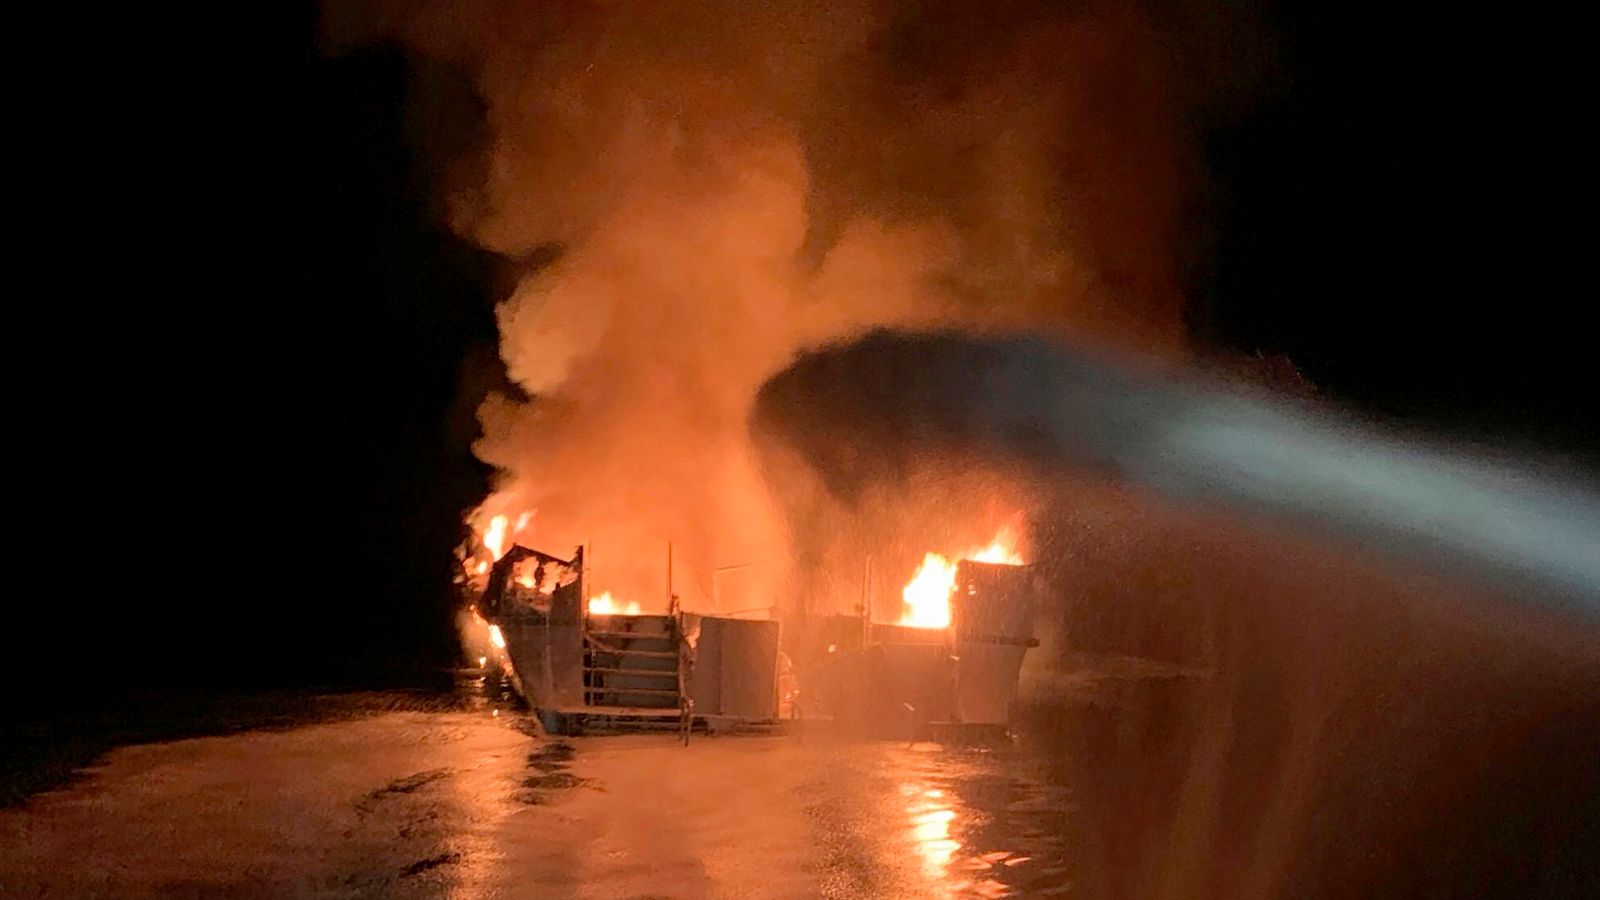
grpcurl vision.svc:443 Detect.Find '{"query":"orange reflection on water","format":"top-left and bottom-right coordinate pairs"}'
top-left (905, 785), bottom-right (962, 877)
top-left (900, 775), bottom-right (1022, 898)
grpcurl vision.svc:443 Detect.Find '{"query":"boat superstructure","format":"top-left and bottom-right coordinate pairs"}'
top-left (480, 545), bottom-right (781, 738)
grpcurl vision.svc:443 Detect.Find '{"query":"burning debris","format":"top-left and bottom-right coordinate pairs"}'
top-left (460, 514), bottom-right (642, 617)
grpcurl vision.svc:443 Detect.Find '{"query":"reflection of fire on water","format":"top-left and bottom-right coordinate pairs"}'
top-left (901, 771), bottom-right (1033, 898)
top-left (898, 526), bottom-right (1026, 629)
top-left (905, 784), bottom-right (962, 875)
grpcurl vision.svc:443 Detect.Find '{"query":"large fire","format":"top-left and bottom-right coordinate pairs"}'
top-left (898, 527), bottom-right (1025, 629)
top-left (466, 512), bottom-right (642, 616)
top-left (470, 511), bottom-right (1023, 626)
top-left (901, 553), bottom-right (963, 629)
top-left (474, 512), bottom-right (534, 565)
top-left (482, 514), bottom-right (509, 561)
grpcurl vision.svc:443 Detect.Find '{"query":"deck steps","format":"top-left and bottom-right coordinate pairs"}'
top-left (585, 647), bottom-right (677, 660)
top-left (580, 613), bottom-right (692, 739)
top-left (585, 687), bottom-right (679, 697)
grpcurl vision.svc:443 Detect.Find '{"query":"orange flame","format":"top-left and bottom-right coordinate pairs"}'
top-left (464, 510), bottom-right (537, 583)
top-left (482, 514), bottom-right (510, 561)
top-left (898, 525), bottom-right (1025, 629)
top-left (901, 553), bottom-right (961, 629)
top-left (969, 521), bottom-right (1026, 565)
top-left (487, 624), bottom-right (506, 649)
top-left (588, 591), bottom-right (643, 616)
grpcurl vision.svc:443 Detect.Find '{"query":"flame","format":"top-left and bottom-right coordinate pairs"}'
top-left (463, 509), bottom-right (536, 582)
top-left (898, 526), bottom-right (1025, 629)
top-left (588, 591), bottom-right (642, 616)
top-left (901, 553), bottom-right (961, 629)
top-left (482, 514), bottom-right (510, 561)
top-left (960, 525), bottom-right (1024, 560)
top-left (487, 624), bottom-right (506, 649)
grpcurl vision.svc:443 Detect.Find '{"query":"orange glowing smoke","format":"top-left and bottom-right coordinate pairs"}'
top-left (588, 591), bottom-right (642, 616)
top-left (898, 526), bottom-right (1025, 629)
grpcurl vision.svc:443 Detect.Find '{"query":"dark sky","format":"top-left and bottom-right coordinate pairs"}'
top-left (19, 3), bottom-right (1591, 711)
top-left (1193, 4), bottom-right (1592, 456)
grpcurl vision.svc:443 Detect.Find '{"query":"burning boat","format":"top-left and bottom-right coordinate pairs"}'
top-left (785, 550), bottom-right (1042, 740)
top-left (468, 523), bottom-right (1040, 741)
top-left (477, 544), bottom-right (782, 737)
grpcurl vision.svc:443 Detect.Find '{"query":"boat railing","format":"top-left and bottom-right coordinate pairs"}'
top-left (674, 608), bottom-right (693, 745)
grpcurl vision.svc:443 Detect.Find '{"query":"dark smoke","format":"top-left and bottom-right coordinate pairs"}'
top-left (753, 329), bottom-right (1600, 610)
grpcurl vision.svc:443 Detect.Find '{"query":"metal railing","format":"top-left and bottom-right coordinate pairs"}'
top-left (673, 607), bottom-right (693, 745)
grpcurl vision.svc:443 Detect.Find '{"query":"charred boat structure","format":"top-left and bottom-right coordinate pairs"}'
top-left (477, 544), bottom-right (1040, 741)
top-left (787, 559), bottom-right (1042, 740)
top-left (479, 546), bottom-right (781, 739)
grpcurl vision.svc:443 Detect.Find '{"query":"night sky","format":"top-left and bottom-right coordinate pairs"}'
top-left (19, 3), bottom-right (1591, 713)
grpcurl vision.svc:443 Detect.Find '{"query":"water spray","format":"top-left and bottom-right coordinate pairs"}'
top-left (755, 329), bottom-right (1600, 613)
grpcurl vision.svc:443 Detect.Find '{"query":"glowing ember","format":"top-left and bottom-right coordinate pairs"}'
top-left (488, 624), bottom-right (506, 649)
top-left (588, 591), bottom-right (642, 616)
top-left (898, 526), bottom-right (1025, 629)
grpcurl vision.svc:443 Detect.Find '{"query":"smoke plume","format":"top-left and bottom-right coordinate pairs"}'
top-left (325, 0), bottom-right (1265, 609)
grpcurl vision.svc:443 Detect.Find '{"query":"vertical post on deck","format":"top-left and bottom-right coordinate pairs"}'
top-left (861, 556), bottom-right (873, 646)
